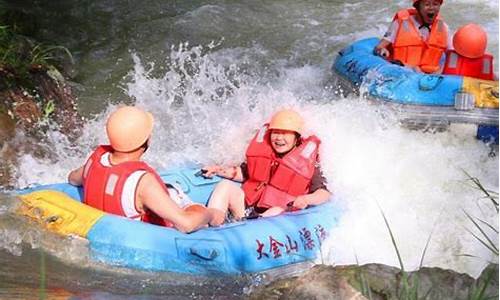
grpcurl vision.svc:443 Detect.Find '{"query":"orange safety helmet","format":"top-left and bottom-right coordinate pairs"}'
top-left (413, 0), bottom-right (443, 5)
top-left (106, 106), bottom-right (154, 152)
top-left (453, 23), bottom-right (488, 59)
top-left (268, 109), bottom-right (304, 135)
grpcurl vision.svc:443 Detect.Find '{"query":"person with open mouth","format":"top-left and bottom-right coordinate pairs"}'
top-left (373, 0), bottom-right (452, 73)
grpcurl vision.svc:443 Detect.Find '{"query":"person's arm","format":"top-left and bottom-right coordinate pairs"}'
top-left (68, 165), bottom-right (84, 186)
top-left (292, 164), bottom-right (332, 209)
top-left (374, 20), bottom-right (398, 58)
top-left (292, 188), bottom-right (331, 209)
top-left (374, 39), bottom-right (391, 58)
top-left (202, 165), bottom-right (245, 182)
top-left (137, 172), bottom-right (214, 233)
top-left (259, 187), bottom-right (332, 217)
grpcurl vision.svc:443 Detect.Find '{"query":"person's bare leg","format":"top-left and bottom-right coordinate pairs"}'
top-left (207, 180), bottom-right (245, 226)
top-left (226, 184), bottom-right (245, 220)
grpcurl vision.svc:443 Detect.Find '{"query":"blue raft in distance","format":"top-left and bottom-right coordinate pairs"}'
top-left (17, 167), bottom-right (341, 275)
top-left (332, 38), bottom-right (499, 128)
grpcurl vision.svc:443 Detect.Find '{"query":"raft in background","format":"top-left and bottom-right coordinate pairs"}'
top-left (332, 38), bottom-right (499, 130)
top-left (16, 167), bottom-right (341, 275)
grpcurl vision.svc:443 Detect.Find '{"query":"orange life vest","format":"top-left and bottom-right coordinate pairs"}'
top-left (391, 8), bottom-right (448, 73)
top-left (242, 124), bottom-right (320, 210)
top-left (82, 145), bottom-right (173, 227)
top-left (442, 50), bottom-right (494, 80)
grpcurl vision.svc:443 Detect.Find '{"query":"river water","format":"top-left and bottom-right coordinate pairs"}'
top-left (0, 0), bottom-right (498, 298)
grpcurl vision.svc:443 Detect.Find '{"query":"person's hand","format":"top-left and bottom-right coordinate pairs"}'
top-left (374, 47), bottom-right (390, 58)
top-left (292, 195), bottom-right (310, 210)
top-left (201, 165), bottom-right (222, 178)
top-left (260, 207), bottom-right (285, 217)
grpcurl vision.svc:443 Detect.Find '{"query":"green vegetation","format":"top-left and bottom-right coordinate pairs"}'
top-left (462, 170), bottom-right (499, 213)
top-left (30, 44), bottom-right (74, 68)
top-left (468, 266), bottom-right (497, 300)
top-left (357, 173), bottom-right (499, 300)
top-left (0, 24), bottom-right (73, 89)
top-left (42, 99), bottom-right (55, 120)
top-left (462, 171), bottom-right (499, 300)
top-left (377, 203), bottom-right (429, 300)
top-left (0, 11), bottom-right (76, 130)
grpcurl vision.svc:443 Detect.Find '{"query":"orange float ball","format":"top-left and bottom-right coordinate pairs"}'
top-left (453, 23), bottom-right (488, 59)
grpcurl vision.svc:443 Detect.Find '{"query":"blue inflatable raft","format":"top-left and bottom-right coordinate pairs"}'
top-left (16, 167), bottom-right (341, 275)
top-left (332, 38), bottom-right (499, 128)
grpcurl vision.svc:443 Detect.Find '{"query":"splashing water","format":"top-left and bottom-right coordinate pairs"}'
top-left (0, 2), bottom-right (497, 297)
top-left (10, 39), bottom-right (498, 280)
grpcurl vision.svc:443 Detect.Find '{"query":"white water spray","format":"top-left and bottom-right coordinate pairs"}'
top-left (11, 1), bottom-right (499, 279)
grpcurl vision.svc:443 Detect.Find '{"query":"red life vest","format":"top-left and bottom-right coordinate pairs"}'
top-left (442, 50), bottom-right (494, 80)
top-left (391, 8), bottom-right (448, 73)
top-left (242, 124), bottom-right (320, 210)
top-left (82, 145), bottom-right (173, 227)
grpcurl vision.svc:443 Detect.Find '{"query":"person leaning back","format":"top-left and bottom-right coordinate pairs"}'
top-left (202, 109), bottom-right (332, 226)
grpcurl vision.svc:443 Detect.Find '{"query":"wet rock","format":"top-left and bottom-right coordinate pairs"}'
top-left (249, 264), bottom-right (367, 300)
top-left (0, 111), bottom-right (16, 143)
top-left (12, 92), bottom-right (42, 127)
top-left (405, 267), bottom-right (474, 300)
top-left (249, 263), bottom-right (499, 300)
top-left (0, 110), bottom-right (18, 188)
top-left (0, 143), bottom-right (18, 188)
top-left (0, 65), bottom-right (82, 138)
top-left (0, 61), bottom-right (82, 187)
top-left (30, 66), bottom-right (83, 136)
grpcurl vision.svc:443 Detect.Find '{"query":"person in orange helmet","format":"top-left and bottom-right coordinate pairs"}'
top-left (68, 106), bottom-right (216, 233)
top-left (201, 109), bottom-right (331, 226)
top-left (443, 23), bottom-right (495, 80)
top-left (374, 0), bottom-right (452, 73)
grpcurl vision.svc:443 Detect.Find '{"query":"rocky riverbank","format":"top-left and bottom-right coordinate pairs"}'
top-left (249, 263), bottom-right (498, 300)
top-left (0, 25), bottom-right (82, 188)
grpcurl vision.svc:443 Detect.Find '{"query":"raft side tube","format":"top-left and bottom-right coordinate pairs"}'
top-left (332, 38), bottom-right (499, 126)
top-left (15, 167), bottom-right (341, 275)
top-left (86, 201), bottom-right (340, 274)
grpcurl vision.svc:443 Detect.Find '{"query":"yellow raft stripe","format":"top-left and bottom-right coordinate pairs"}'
top-left (462, 77), bottom-right (499, 109)
top-left (18, 190), bottom-right (105, 237)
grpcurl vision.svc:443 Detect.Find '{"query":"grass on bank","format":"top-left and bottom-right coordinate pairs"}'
top-left (462, 171), bottom-right (499, 300)
top-left (459, 170), bottom-right (499, 259)
top-left (0, 24), bottom-right (73, 88)
top-left (378, 203), bottom-right (433, 300)
top-left (358, 172), bottom-right (498, 300)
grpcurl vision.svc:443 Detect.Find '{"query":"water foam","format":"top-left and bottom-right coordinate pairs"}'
top-left (127, 43), bottom-right (499, 277)
top-left (13, 36), bottom-right (498, 278)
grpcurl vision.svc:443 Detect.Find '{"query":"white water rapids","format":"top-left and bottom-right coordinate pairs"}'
top-left (0, 1), bottom-right (497, 296)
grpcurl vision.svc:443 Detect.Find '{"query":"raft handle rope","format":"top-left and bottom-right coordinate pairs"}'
top-left (194, 169), bottom-right (207, 177)
top-left (45, 215), bottom-right (60, 224)
top-left (189, 248), bottom-right (218, 260)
